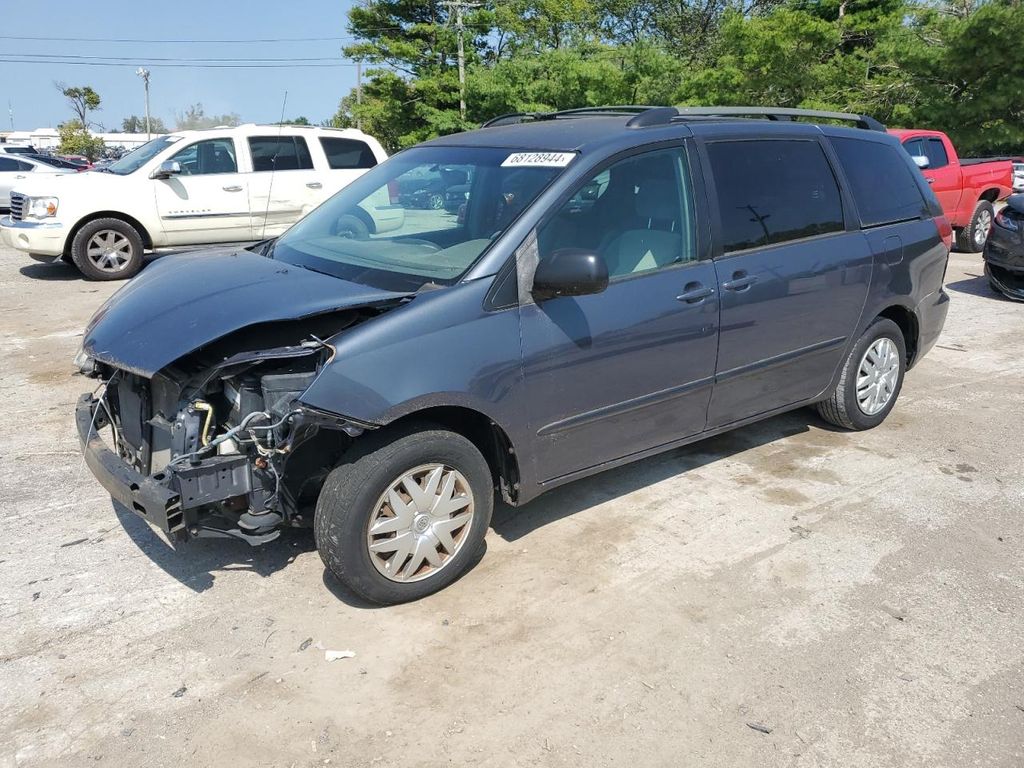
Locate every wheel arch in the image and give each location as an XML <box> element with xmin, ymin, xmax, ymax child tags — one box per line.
<box><xmin>63</xmin><ymin>211</ymin><xmax>154</xmax><ymax>257</ymax></box>
<box><xmin>379</xmin><ymin>405</ymin><xmax>521</xmax><ymax>504</ymax></box>
<box><xmin>978</xmin><ymin>188</ymin><xmax>1001</xmax><ymax>204</ymax></box>
<box><xmin>877</xmin><ymin>304</ymin><xmax>920</xmax><ymax>366</ymax></box>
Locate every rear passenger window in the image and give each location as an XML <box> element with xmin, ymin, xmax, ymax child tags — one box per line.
<box><xmin>537</xmin><ymin>148</ymin><xmax>697</xmax><ymax>279</ymax></box>
<box><xmin>248</xmin><ymin>136</ymin><xmax>314</xmax><ymax>172</ymax></box>
<box><xmin>707</xmin><ymin>140</ymin><xmax>844</xmax><ymax>253</ymax></box>
<box><xmin>831</xmin><ymin>137</ymin><xmax>930</xmax><ymax>228</ymax></box>
<box><xmin>319</xmin><ymin>137</ymin><xmax>377</xmax><ymax>169</ymax></box>
<box><xmin>925</xmin><ymin>138</ymin><xmax>949</xmax><ymax>169</ymax></box>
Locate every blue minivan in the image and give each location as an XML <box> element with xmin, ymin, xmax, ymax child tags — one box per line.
<box><xmin>76</xmin><ymin>107</ymin><xmax>951</xmax><ymax>603</ymax></box>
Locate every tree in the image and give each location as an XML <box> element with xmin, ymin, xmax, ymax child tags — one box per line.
<box><xmin>278</xmin><ymin>116</ymin><xmax>311</xmax><ymax>125</ymax></box>
<box><xmin>174</xmin><ymin>103</ymin><xmax>242</xmax><ymax>130</ymax></box>
<box><xmin>57</xmin><ymin>84</ymin><xmax>101</xmax><ymax>127</ymax></box>
<box><xmin>57</xmin><ymin>120</ymin><xmax>106</xmax><ymax>160</ymax></box>
<box><xmin>121</xmin><ymin>115</ymin><xmax>169</xmax><ymax>134</ymax></box>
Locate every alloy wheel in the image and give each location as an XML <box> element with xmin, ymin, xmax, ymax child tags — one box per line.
<box><xmin>974</xmin><ymin>208</ymin><xmax>993</xmax><ymax>248</ymax></box>
<box><xmin>86</xmin><ymin>230</ymin><xmax>134</xmax><ymax>273</ymax></box>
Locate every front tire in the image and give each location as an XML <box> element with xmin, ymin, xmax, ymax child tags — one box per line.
<box><xmin>70</xmin><ymin>218</ymin><xmax>145</xmax><ymax>280</ymax></box>
<box><xmin>955</xmin><ymin>200</ymin><xmax>994</xmax><ymax>253</ymax></box>
<box><xmin>816</xmin><ymin>317</ymin><xmax>906</xmax><ymax>431</ymax></box>
<box><xmin>315</xmin><ymin>424</ymin><xmax>493</xmax><ymax>605</ymax></box>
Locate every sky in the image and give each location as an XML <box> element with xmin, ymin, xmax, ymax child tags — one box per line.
<box><xmin>1</xmin><ymin>0</ymin><xmax>361</xmax><ymax>131</ymax></box>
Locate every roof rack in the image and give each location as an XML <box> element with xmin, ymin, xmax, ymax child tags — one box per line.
<box><xmin>481</xmin><ymin>105</ymin><xmax>656</xmax><ymax>128</ymax></box>
<box><xmin>670</xmin><ymin>106</ymin><xmax>886</xmax><ymax>132</ymax></box>
<box><xmin>481</xmin><ymin>105</ymin><xmax>886</xmax><ymax>132</ymax></box>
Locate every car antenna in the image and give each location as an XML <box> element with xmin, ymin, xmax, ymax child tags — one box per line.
<box><xmin>261</xmin><ymin>90</ymin><xmax>288</xmax><ymax>241</ymax></box>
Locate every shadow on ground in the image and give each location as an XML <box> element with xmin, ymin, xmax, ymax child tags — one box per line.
<box><xmin>945</xmin><ymin>273</ymin><xmax>1005</xmax><ymax>300</ymax></box>
<box><xmin>113</xmin><ymin>501</ymin><xmax>316</xmax><ymax>593</ymax></box>
<box><xmin>492</xmin><ymin>408</ymin><xmax>827</xmax><ymax>541</ymax></box>
<box><xmin>18</xmin><ymin>260</ymin><xmax>83</xmax><ymax>281</ymax></box>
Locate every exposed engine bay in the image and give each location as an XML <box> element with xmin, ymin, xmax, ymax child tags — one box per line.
<box><xmin>77</xmin><ymin>309</ymin><xmax>389</xmax><ymax>545</ymax></box>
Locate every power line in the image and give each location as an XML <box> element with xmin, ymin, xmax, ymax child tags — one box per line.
<box><xmin>0</xmin><ymin>34</ymin><xmax>354</xmax><ymax>43</ymax></box>
<box><xmin>0</xmin><ymin>58</ymin><xmax>353</xmax><ymax>69</ymax></box>
<box><xmin>11</xmin><ymin>53</ymin><xmax>348</xmax><ymax>62</ymax></box>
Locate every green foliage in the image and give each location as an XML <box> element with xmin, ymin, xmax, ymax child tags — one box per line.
<box><xmin>121</xmin><ymin>115</ymin><xmax>169</xmax><ymax>134</ymax></box>
<box><xmin>335</xmin><ymin>0</ymin><xmax>1024</xmax><ymax>155</ymax></box>
<box><xmin>174</xmin><ymin>103</ymin><xmax>242</xmax><ymax>131</ymax></box>
<box><xmin>57</xmin><ymin>120</ymin><xmax>106</xmax><ymax>160</ymax></box>
<box><xmin>57</xmin><ymin>84</ymin><xmax>101</xmax><ymax>126</ymax></box>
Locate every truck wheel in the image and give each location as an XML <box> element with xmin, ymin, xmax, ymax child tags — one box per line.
<box><xmin>955</xmin><ymin>200</ymin><xmax>994</xmax><ymax>253</ymax></box>
<box><xmin>816</xmin><ymin>317</ymin><xmax>906</xmax><ymax>431</ymax></box>
<box><xmin>70</xmin><ymin>218</ymin><xmax>145</xmax><ymax>280</ymax></box>
<box><xmin>314</xmin><ymin>424</ymin><xmax>493</xmax><ymax>605</ymax></box>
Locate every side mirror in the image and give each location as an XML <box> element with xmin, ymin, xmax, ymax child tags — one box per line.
<box><xmin>912</xmin><ymin>155</ymin><xmax>929</xmax><ymax>170</ymax></box>
<box><xmin>532</xmin><ymin>248</ymin><xmax>609</xmax><ymax>301</ymax></box>
<box><xmin>151</xmin><ymin>160</ymin><xmax>181</xmax><ymax>179</ymax></box>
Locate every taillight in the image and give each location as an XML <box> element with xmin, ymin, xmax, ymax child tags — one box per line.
<box><xmin>933</xmin><ymin>214</ymin><xmax>953</xmax><ymax>253</ymax></box>
<box><xmin>995</xmin><ymin>209</ymin><xmax>1021</xmax><ymax>232</ymax></box>
<box><xmin>387</xmin><ymin>180</ymin><xmax>399</xmax><ymax>205</ymax></box>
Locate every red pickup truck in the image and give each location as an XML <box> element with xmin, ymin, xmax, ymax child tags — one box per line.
<box><xmin>889</xmin><ymin>129</ymin><xmax>1013</xmax><ymax>252</ymax></box>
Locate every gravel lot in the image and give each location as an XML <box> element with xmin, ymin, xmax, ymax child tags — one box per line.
<box><xmin>1</xmin><ymin>243</ymin><xmax>1022</xmax><ymax>767</ymax></box>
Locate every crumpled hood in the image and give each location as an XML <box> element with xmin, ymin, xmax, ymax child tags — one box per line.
<box><xmin>83</xmin><ymin>247</ymin><xmax>410</xmax><ymax>377</ymax></box>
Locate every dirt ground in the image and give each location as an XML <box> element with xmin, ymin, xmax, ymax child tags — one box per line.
<box><xmin>1</xmin><ymin>243</ymin><xmax>1022</xmax><ymax>768</ymax></box>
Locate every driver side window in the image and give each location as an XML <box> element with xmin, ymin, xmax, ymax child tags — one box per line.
<box><xmin>169</xmin><ymin>138</ymin><xmax>237</xmax><ymax>176</ymax></box>
<box><xmin>537</xmin><ymin>148</ymin><xmax>696</xmax><ymax>280</ymax></box>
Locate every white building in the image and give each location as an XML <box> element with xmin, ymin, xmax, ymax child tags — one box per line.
<box><xmin>0</xmin><ymin>128</ymin><xmax>162</xmax><ymax>151</ymax></box>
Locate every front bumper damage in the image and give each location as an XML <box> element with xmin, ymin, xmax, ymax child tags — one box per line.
<box><xmin>77</xmin><ymin>392</ymin><xmax>280</xmax><ymax>544</ymax></box>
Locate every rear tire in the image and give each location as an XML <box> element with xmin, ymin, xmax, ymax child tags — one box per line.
<box><xmin>816</xmin><ymin>317</ymin><xmax>906</xmax><ymax>431</ymax></box>
<box><xmin>70</xmin><ymin>218</ymin><xmax>145</xmax><ymax>280</ymax></box>
<box><xmin>955</xmin><ymin>200</ymin><xmax>994</xmax><ymax>253</ymax></box>
<box><xmin>314</xmin><ymin>424</ymin><xmax>493</xmax><ymax>605</ymax></box>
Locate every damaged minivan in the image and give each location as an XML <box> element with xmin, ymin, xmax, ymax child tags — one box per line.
<box><xmin>77</xmin><ymin>106</ymin><xmax>951</xmax><ymax>604</ymax></box>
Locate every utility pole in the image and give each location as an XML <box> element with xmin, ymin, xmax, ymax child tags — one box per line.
<box><xmin>7</xmin><ymin>101</ymin><xmax>13</xmax><ymax>131</ymax></box>
<box><xmin>443</xmin><ymin>0</ymin><xmax>479</xmax><ymax>121</ymax></box>
<box><xmin>355</xmin><ymin>60</ymin><xmax>362</xmax><ymax>131</ymax></box>
<box><xmin>135</xmin><ymin>67</ymin><xmax>151</xmax><ymax>139</ymax></box>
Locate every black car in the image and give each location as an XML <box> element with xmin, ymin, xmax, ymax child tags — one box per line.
<box><xmin>984</xmin><ymin>194</ymin><xmax>1024</xmax><ymax>300</ymax></box>
<box><xmin>74</xmin><ymin>106</ymin><xmax>951</xmax><ymax>604</ymax></box>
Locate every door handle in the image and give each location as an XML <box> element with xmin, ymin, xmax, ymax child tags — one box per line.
<box><xmin>676</xmin><ymin>282</ymin><xmax>714</xmax><ymax>303</ymax></box>
<box><xmin>722</xmin><ymin>271</ymin><xmax>758</xmax><ymax>291</ymax></box>
<box><xmin>14</xmin><ymin>175</ymin><xmax>25</xmax><ymax>179</ymax></box>
<box><xmin>222</xmin><ymin>185</ymin><xmax>243</xmax><ymax>192</ymax></box>
<box><xmin>305</xmin><ymin>182</ymin><xmax>323</xmax><ymax>189</ymax></box>
<box><xmin>925</xmin><ymin>177</ymin><xmax>935</xmax><ymax>184</ymax></box>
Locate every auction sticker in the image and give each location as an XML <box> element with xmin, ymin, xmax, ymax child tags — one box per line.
<box><xmin>501</xmin><ymin>152</ymin><xmax>576</xmax><ymax>168</ymax></box>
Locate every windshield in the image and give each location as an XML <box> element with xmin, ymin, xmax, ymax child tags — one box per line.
<box><xmin>105</xmin><ymin>135</ymin><xmax>181</xmax><ymax>175</ymax></box>
<box><xmin>272</xmin><ymin>145</ymin><xmax>572</xmax><ymax>291</ymax></box>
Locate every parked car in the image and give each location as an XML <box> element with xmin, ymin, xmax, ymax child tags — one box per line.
<box><xmin>73</xmin><ymin>106</ymin><xmax>950</xmax><ymax>604</ymax></box>
<box><xmin>0</xmin><ymin>155</ymin><xmax>75</xmax><ymax>208</ymax></box>
<box><xmin>25</xmin><ymin>154</ymin><xmax>90</xmax><ymax>172</ymax></box>
<box><xmin>1012</xmin><ymin>159</ymin><xmax>1024</xmax><ymax>193</ymax></box>
<box><xmin>399</xmin><ymin>165</ymin><xmax>471</xmax><ymax>209</ymax></box>
<box><xmin>0</xmin><ymin>124</ymin><xmax>393</xmax><ymax>280</ymax></box>
<box><xmin>984</xmin><ymin>193</ymin><xmax>1024</xmax><ymax>300</ymax></box>
<box><xmin>0</xmin><ymin>145</ymin><xmax>38</xmax><ymax>155</ymax></box>
<box><xmin>892</xmin><ymin>129</ymin><xmax>1013</xmax><ymax>252</ymax></box>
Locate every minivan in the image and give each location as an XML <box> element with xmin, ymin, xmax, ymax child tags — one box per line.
<box><xmin>75</xmin><ymin>106</ymin><xmax>951</xmax><ymax>604</ymax></box>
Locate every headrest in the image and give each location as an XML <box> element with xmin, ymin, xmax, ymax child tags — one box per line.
<box><xmin>635</xmin><ymin>180</ymin><xmax>678</xmax><ymax>221</ymax></box>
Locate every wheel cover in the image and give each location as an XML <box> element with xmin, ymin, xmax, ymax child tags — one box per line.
<box><xmin>974</xmin><ymin>208</ymin><xmax>992</xmax><ymax>247</ymax></box>
<box><xmin>86</xmin><ymin>230</ymin><xmax>133</xmax><ymax>272</ymax></box>
<box><xmin>366</xmin><ymin>463</ymin><xmax>475</xmax><ymax>583</ymax></box>
<box><xmin>856</xmin><ymin>337</ymin><xmax>900</xmax><ymax>416</ymax></box>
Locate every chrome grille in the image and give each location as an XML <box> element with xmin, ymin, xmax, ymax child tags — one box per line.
<box><xmin>9</xmin><ymin>192</ymin><xmax>25</xmax><ymax>221</ymax></box>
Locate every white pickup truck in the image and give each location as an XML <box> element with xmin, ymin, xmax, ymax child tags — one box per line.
<box><xmin>0</xmin><ymin>124</ymin><xmax>398</xmax><ymax>280</ymax></box>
